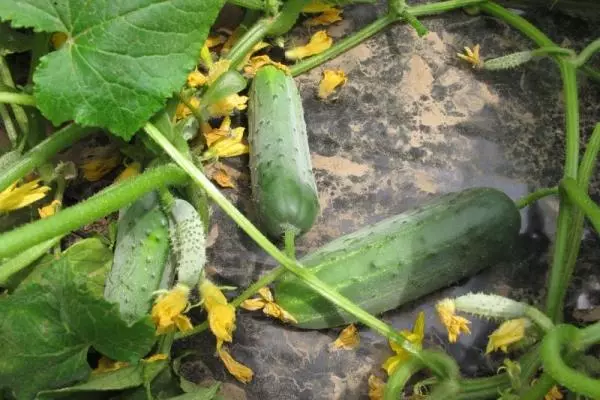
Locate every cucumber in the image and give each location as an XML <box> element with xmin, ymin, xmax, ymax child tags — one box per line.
<box><xmin>274</xmin><ymin>188</ymin><xmax>521</xmax><ymax>329</ymax></box>
<box><xmin>248</xmin><ymin>65</ymin><xmax>320</xmax><ymax>239</ymax></box>
<box><xmin>104</xmin><ymin>192</ymin><xmax>170</xmax><ymax>323</ymax></box>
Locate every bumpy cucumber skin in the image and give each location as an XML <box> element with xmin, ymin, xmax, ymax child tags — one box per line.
<box><xmin>168</xmin><ymin>199</ymin><xmax>206</xmax><ymax>288</ymax></box>
<box><xmin>274</xmin><ymin>188</ymin><xmax>521</xmax><ymax>329</ymax></box>
<box><xmin>104</xmin><ymin>192</ymin><xmax>170</xmax><ymax>323</ymax></box>
<box><xmin>248</xmin><ymin>66</ymin><xmax>319</xmax><ymax>239</ymax></box>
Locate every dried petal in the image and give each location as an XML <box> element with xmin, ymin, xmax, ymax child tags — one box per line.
<box><xmin>218</xmin><ymin>348</ymin><xmax>253</xmax><ymax>384</ymax></box>
<box><xmin>304</xmin><ymin>9</ymin><xmax>343</xmax><ymax>27</ymax></box>
<box><xmin>285</xmin><ymin>31</ymin><xmax>333</xmax><ymax>61</ymax></box>
<box><xmin>331</xmin><ymin>324</ymin><xmax>360</xmax><ymax>351</ymax></box>
<box><xmin>318</xmin><ymin>69</ymin><xmax>347</xmax><ymax>99</ymax></box>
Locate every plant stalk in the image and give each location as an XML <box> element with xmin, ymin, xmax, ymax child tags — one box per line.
<box><xmin>0</xmin><ymin>92</ymin><xmax>36</xmax><ymax>106</ymax></box>
<box><xmin>515</xmin><ymin>186</ymin><xmax>558</xmax><ymax>209</ymax></box>
<box><xmin>560</xmin><ymin>178</ymin><xmax>600</xmax><ymax>234</ymax></box>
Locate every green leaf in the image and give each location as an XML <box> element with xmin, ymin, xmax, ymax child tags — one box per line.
<box><xmin>200</xmin><ymin>70</ymin><xmax>247</xmax><ymax>111</ymax></box>
<box><xmin>0</xmin><ymin>0</ymin><xmax>226</xmax><ymax>139</ymax></box>
<box><xmin>0</xmin><ymin>256</ymin><xmax>156</xmax><ymax>399</ymax></box>
<box><xmin>0</xmin><ymin>22</ymin><xmax>32</xmax><ymax>55</ymax></box>
<box><xmin>36</xmin><ymin>360</ymin><xmax>168</xmax><ymax>399</ymax></box>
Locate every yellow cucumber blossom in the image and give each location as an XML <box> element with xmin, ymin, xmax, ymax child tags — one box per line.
<box><xmin>436</xmin><ymin>298</ymin><xmax>471</xmax><ymax>343</ymax></box>
<box><xmin>241</xmin><ymin>287</ymin><xmax>297</xmax><ymax>324</ymax></box>
<box><xmin>330</xmin><ymin>324</ymin><xmax>360</xmax><ymax>351</ymax></box>
<box><xmin>486</xmin><ymin>318</ymin><xmax>529</xmax><ymax>354</ymax></box>
<box><xmin>187</xmin><ymin>69</ymin><xmax>207</xmax><ymax>88</ymax></box>
<box><xmin>206</xmin><ymin>93</ymin><xmax>248</xmax><ymax>118</ymax></box>
<box><xmin>199</xmin><ymin>279</ymin><xmax>236</xmax><ymax>348</ymax></box>
<box><xmin>382</xmin><ymin>312</ymin><xmax>425</xmax><ymax>375</ymax></box>
<box><xmin>285</xmin><ymin>30</ymin><xmax>333</xmax><ymax>61</ymax></box>
<box><xmin>304</xmin><ymin>8</ymin><xmax>343</xmax><ymax>27</ymax></box>
<box><xmin>545</xmin><ymin>385</ymin><xmax>563</xmax><ymax>400</ymax></box>
<box><xmin>457</xmin><ymin>44</ymin><xmax>483</xmax><ymax>68</ymax></box>
<box><xmin>318</xmin><ymin>69</ymin><xmax>347</xmax><ymax>99</ymax></box>
<box><xmin>203</xmin><ymin>123</ymin><xmax>249</xmax><ymax>159</ymax></box>
<box><xmin>244</xmin><ymin>55</ymin><xmax>290</xmax><ymax>77</ymax></box>
<box><xmin>218</xmin><ymin>347</ymin><xmax>254</xmax><ymax>384</ymax></box>
<box><xmin>114</xmin><ymin>162</ymin><xmax>141</xmax><ymax>183</ymax></box>
<box><xmin>368</xmin><ymin>374</ymin><xmax>385</xmax><ymax>400</ymax></box>
<box><xmin>38</xmin><ymin>199</ymin><xmax>61</xmax><ymax>219</ymax></box>
<box><xmin>151</xmin><ymin>284</ymin><xmax>193</xmax><ymax>335</ymax></box>
<box><xmin>0</xmin><ymin>179</ymin><xmax>50</xmax><ymax>213</ymax></box>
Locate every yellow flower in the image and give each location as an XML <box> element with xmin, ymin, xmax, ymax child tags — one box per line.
<box><xmin>486</xmin><ymin>318</ymin><xmax>528</xmax><ymax>354</ymax></box>
<box><xmin>330</xmin><ymin>324</ymin><xmax>360</xmax><ymax>351</ymax></box>
<box><xmin>38</xmin><ymin>199</ymin><xmax>61</xmax><ymax>219</ymax></box>
<box><xmin>206</xmin><ymin>35</ymin><xmax>227</xmax><ymax>48</ymax></box>
<box><xmin>80</xmin><ymin>147</ymin><xmax>121</xmax><ymax>182</ymax></box>
<box><xmin>285</xmin><ymin>30</ymin><xmax>333</xmax><ymax>61</ymax></box>
<box><xmin>212</xmin><ymin>168</ymin><xmax>236</xmax><ymax>189</ymax></box>
<box><xmin>114</xmin><ymin>162</ymin><xmax>141</xmax><ymax>183</ymax></box>
<box><xmin>302</xmin><ymin>0</ymin><xmax>336</xmax><ymax>13</ymax></box>
<box><xmin>304</xmin><ymin>9</ymin><xmax>343</xmax><ymax>27</ymax></box>
<box><xmin>240</xmin><ymin>287</ymin><xmax>298</xmax><ymax>324</ymax></box>
<box><xmin>545</xmin><ymin>386</ymin><xmax>563</xmax><ymax>400</ymax></box>
<box><xmin>203</xmin><ymin>124</ymin><xmax>249</xmax><ymax>159</ymax></box>
<box><xmin>457</xmin><ymin>44</ymin><xmax>483</xmax><ymax>68</ymax></box>
<box><xmin>382</xmin><ymin>312</ymin><xmax>425</xmax><ymax>375</ymax></box>
<box><xmin>144</xmin><ymin>353</ymin><xmax>169</xmax><ymax>363</ymax></box>
<box><xmin>243</xmin><ymin>55</ymin><xmax>291</xmax><ymax>77</ymax></box>
<box><xmin>0</xmin><ymin>179</ymin><xmax>50</xmax><ymax>213</ymax></box>
<box><xmin>92</xmin><ymin>356</ymin><xmax>129</xmax><ymax>374</ymax></box>
<box><xmin>203</xmin><ymin>116</ymin><xmax>231</xmax><ymax>147</ymax></box>
<box><xmin>175</xmin><ymin>97</ymin><xmax>200</xmax><ymax>120</ymax></box>
<box><xmin>51</xmin><ymin>32</ymin><xmax>68</xmax><ymax>49</ymax></box>
<box><xmin>206</xmin><ymin>93</ymin><xmax>248</xmax><ymax>118</ymax></box>
<box><xmin>151</xmin><ymin>284</ymin><xmax>193</xmax><ymax>335</ymax></box>
<box><xmin>240</xmin><ymin>41</ymin><xmax>270</xmax><ymax>70</ymax></box>
<box><xmin>368</xmin><ymin>374</ymin><xmax>385</xmax><ymax>400</ymax></box>
<box><xmin>207</xmin><ymin>59</ymin><xmax>232</xmax><ymax>85</ymax></box>
<box><xmin>318</xmin><ymin>69</ymin><xmax>347</xmax><ymax>99</ymax></box>
<box><xmin>218</xmin><ymin>348</ymin><xmax>254</xmax><ymax>384</ymax></box>
<box><xmin>187</xmin><ymin>69</ymin><xmax>207</xmax><ymax>88</ymax></box>
<box><xmin>199</xmin><ymin>279</ymin><xmax>237</xmax><ymax>349</ymax></box>
<box><xmin>436</xmin><ymin>299</ymin><xmax>471</xmax><ymax>343</ymax></box>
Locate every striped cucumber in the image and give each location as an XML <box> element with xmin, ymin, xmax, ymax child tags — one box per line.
<box><xmin>248</xmin><ymin>66</ymin><xmax>320</xmax><ymax>239</ymax></box>
<box><xmin>274</xmin><ymin>188</ymin><xmax>521</xmax><ymax>329</ymax></box>
<box><xmin>104</xmin><ymin>192</ymin><xmax>170</xmax><ymax>323</ymax></box>
<box><xmin>168</xmin><ymin>198</ymin><xmax>206</xmax><ymax>287</ymax></box>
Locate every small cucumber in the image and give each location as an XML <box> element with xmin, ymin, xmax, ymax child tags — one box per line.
<box><xmin>104</xmin><ymin>192</ymin><xmax>170</xmax><ymax>323</ymax></box>
<box><xmin>274</xmin><ymin>188</ymin><xmax>521</xmax><ymax>329</ymax></box>
<box><xmin>168</xmin><ymin>198</ymin><xmax>206</xmax><ymax>287</ymax></box>
<box><xmin>248</xmin><ymin>66</ymin><xmax>320</xmax><ymax>239</ymax></box>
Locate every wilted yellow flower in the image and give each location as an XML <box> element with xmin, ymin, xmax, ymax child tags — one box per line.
<box><xmin>92</xmin><ymin>356</ymin><xmax>129</xmax><ymax>374</ymax></box>
<box><xmin>545</xmin><ymin>386</ymin><xmax>563</xmax><ymax>400</ymax></box>
<box><xmin>218</xmin><ymin>348</ymin><xmax>254</xmax><ymax>384</ymax></box>
<box><xmin>203</xmin><ymin>116</ymin><xmax>231</xmax><ymax>146</ymax></box>
<box><xmin>382</xmin><ymin>312</ymin><xmax>425</xmax><ymax>375</ymax></box>
<box><xmin>175</xmin><ymin>97</ymin><xmax>201</xmax><ymax>120</ymax></box>
<box><xmin>206</xmin><ymin>35</ymin><xmax>227</xmax><ymax>48</ymax></box>
<box><xmin>212</xmin><ymin>168</ymin><xmax>236</xmax><ymax>189</ymax></box>
<box><xmin>240</xmin><ymin>41</ymin><xmax>270</xmax><ymax>69</ymax></box>
<box><xmin>114</xmin><ymin>162</ymin><xmax>141</xmax><ymax>183</ymax></box>
<box><xmin>207</xmin><ymin>93</ymin><xmax>248</xmax><ymax>118</ymax></box>
<box><xmin>318</xmin><ymin>69</ymin><xmax>347</xmax><ymax>99</ymax></box>
<box><xmin>80</xmin><ymin>146</ymin><xmax>121</xmax><ymax>182</ymax></box>
<box><xmin>457</xmin><ymin>44</ymin><xmax>483</xmax><ymax>68</ymax></box>
<box><xmin>207</xmin><ymin>59</ymin><xmax>232</xmax><ymax>85</ymax></box>
<box><xmin>285</xmin><ymin>30</ymin><xmax>333</xmax><ymax>61</ymax></box>
<box><xmin>221</xmin><ymin>29</ymin><xmax>240</xmax><ymax>55</ymax></box>
<box><xmin>144</xmin><ymin>353</ymin><xmax>169</xmax><ymax>363</ymax></box>
<box><xmin>305</xmin><ymin>9</ymin><xmax>343</xmax><ymax>27</ymax></box>
<box><xmin>368</xmin><ymin>374</ymin><xmax>385</xmax><ymax>400</ymax></box>
<box><xmin>302</xmin><ymin>0</ymin><xmax>336</xmax><ymax>13</ymax></box>
<box><xmin>151</xmin><ymin>284</ymin><xmax>193</xmax><ymax>335</ymax></box>
<box><xmin>0</xmin><ymin>179</ymin><xmax>50</xmax><ymax>213</ymax></box>
<box><xmin>51</xmin><ymin>32</ymin><xmax>68</xmax><ymax>49</ymax></box>
<box><xmin>241</xmin><ymin>287</ymin><xmax>297</xmax><ymax>324</ymax></box>
<box><xmin>187</xmin><ymin>69</ymin><xmax>208</xmax><ymax>88</ymax></box>
<box><xmin>203</xmin><ymin>124</ymin><xmax>248</xmax><ymax>159</ymax></box>
<box><xmin>486</xmin><ymin>318</ymin><xmax>528</xmax><ymax>354</ymax></box>
<box><xmin>199</xmin><ymin>279</ymin><xmax>237</xmax><ymax>348</ymax></box>
<box><xmin>436</xmin><ymin>299</ymin><xmax>471</xmax><ymax>343</ymax></box>
<box><xmin>38</xmin><ymin>199</ymin><xmax>61</xmax><ymax>219</ymax></box>
<box><xmin>244</xmin><ymin>55</ymin><xmax>290</xmax><ymax>77</ymax></box>
<box><xmin>330</xmin><ymin>324</ymin><xmax>360</xmax><ymax>351</ymax></box>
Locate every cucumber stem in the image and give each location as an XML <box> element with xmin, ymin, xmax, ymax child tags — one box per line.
<box><xmin>571</xmin><ymin>38</ymin><xmax>600</xmax><ymax>68</ymax></box>
<box><xmin>225</xmin><ymin>18</ymin><xmax>271</xmax><ymax>70</ymax></box>
<box><xmin>0</xmin><ymin>56</ymin><xmax>28</xmax><ymax>138</ymax></box>
<box><xmin>521</xmin><ymin>372</ymin><xmax>555</xmax><ymax>400</ymax></box>
<box><xmin>515</xmin><ymin>187</ymin><xmax>558</xmax><ymax>209</ymax></box>
<box><xmin>383</xmin><ymin>357</ymin><xmax>424</xmax><ymax>400</ymax></box>
<box><xmin>578</xmin><ymin>320</ymin><xmax>600</xmax><ymax>350</ymax></box>
<box><xmin>284</xmin><ymin>230</ymin><xmax>296</xmax><ymax>259</ymax></box>
<box><xmin>290</xmin><ymin>0</ymin><xmax>486</xmax><ymax>77</ymax></box>
<box><xmin>0</xmin><ymin>236</ymin><xmax>63</xmax><ymax>284</ymax></box>
<box><xmin>0</xmin><ymin>164</ymin><xmax>188</xmax><ymax>259</ymax></box>
<box><xmin>0</xmin><ymin>103</ymin><xmax>18</xmax><ymax>148</ymax></box>
<box><xmin>0</xmin><ymin>92</ymin><xmax>36</xmax><ymax>106</ymax></box>
<box><xmin>145</xmin><ymin>122</ymin><xmax>440</xmax><ymax>370</ymax></box>
<box><xmin>559</xmin><ymin>178</ymin><xmax>600</xmax><ymax>234</ymax></box>
<box><xmin>0</xmin><ymin>123</ymin><xmax>95</xmax><ymax>193</ymax></box>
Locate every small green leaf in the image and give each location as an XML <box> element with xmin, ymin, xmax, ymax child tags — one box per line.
<box><xmin>200</xmin><ymin>71</ymin><xmax>247</xmax><ymax>111</ymax></box>
<box><xmin>0</xmin><ymin>0</ymin><xmax>226</xmax><ymax>139</ymax></box>
<box><xmin>0</xmin><ymin>256</ymin><xmax>156</xmax><ymax>399</ymax></box>
<box><xmin>36</xmin><ymin>360</ymin><xmax>168</xmax><ymax>399</ymax></box>
<box><xmin>0</xmin><ymin>22</ymin><xmax>32</xmax><ymax>56</ymax></box>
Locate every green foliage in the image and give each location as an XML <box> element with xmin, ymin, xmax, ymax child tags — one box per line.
<box><xmin>0</xmin><ymin>0</ymin><xmax>226</xmax><ymax>139</ymax></box>
<box><xmin>0</xmin><ymin>252</ymin><xmax>156</xmax><ymax>399</ymax></box>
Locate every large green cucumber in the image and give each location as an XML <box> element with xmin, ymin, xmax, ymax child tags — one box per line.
<box><xmin>274</xmin><ymin>187</ymin><xmax>521</xmax><ymax>329</ymax></box>
<box><xmin>248</xmin><ymin>66</ymin><xmax>319</xmax><ymax>239</ymax></box>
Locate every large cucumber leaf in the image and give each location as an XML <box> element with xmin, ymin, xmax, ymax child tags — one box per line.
<box><xmin>0</xmin><ymin>0</ymin><xmax>225</xmax><ymax>139</ymax></box>
<box><xmin>0</xmin><ymin>254</ymin><xmax>156</xmax><ymax>399</ymax></box>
